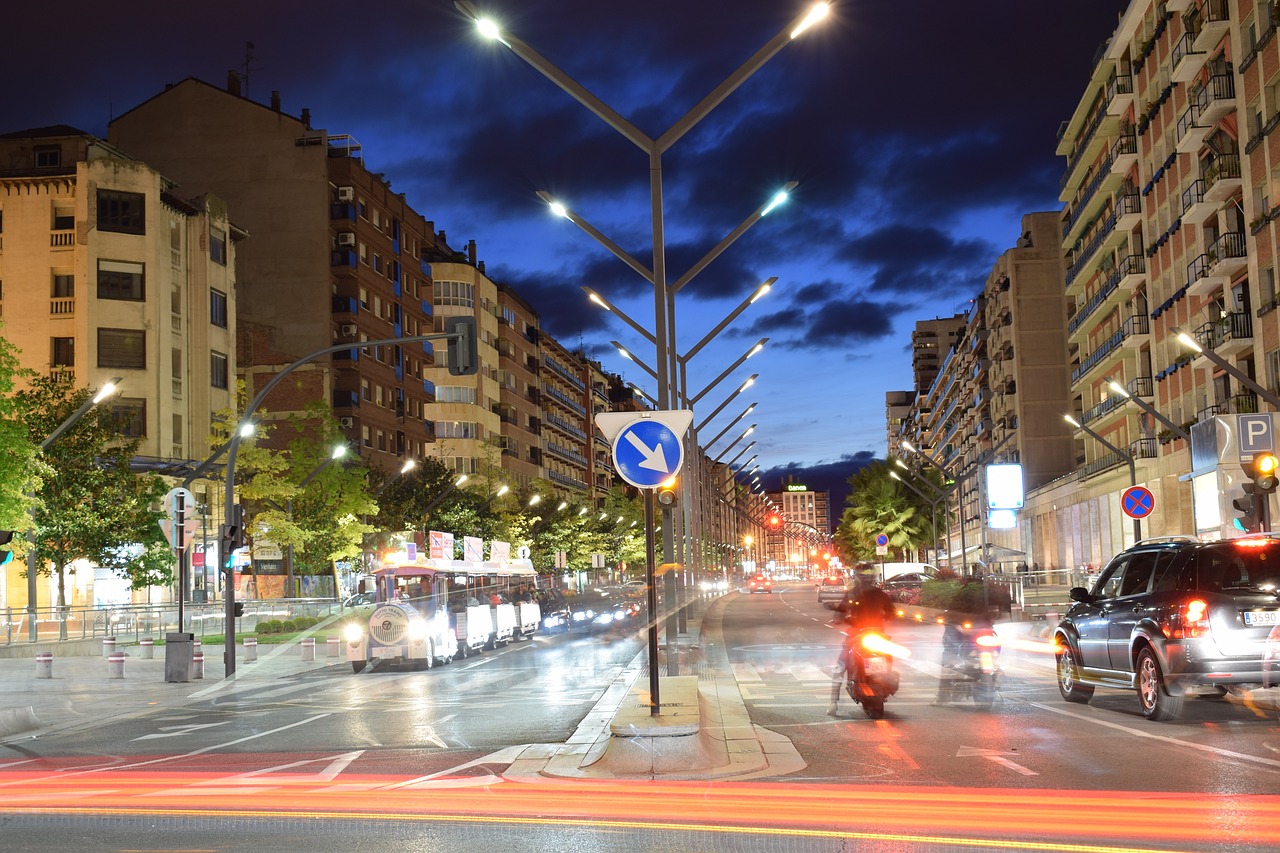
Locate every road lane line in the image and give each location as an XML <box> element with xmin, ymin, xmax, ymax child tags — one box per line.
<box><xmin>1029</xmin><ymin>701</ymin><xmax>1280</xmax><ymax>770</ymax></box>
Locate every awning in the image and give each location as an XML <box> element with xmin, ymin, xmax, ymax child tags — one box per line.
<box><xmin>946</xmin><ymin>542</ymin><xmax>1025</xmax><ymax>562</ymax></box>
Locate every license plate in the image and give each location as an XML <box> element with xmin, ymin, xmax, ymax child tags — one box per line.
<box><xmin>1243</xmin><ymin>610</ymin><xmax>1280</xmax><ymax>627</ymax></box>
<box><xmin>373</xmin><ymin>646</ymin><xmax>402</xmax><ymax>658</ymax></box>
<box><xmin>864</xmin><ymin>657</ymin><xmax>888</xmax><ymax>673</ymax></box>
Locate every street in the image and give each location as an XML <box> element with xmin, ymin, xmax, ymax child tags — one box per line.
<box><xmin>2</xmin><ymin>583</ymin><xmax>1279</xmax><ymax>852</ymax></box>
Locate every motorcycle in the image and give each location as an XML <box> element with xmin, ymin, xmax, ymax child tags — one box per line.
<box><xmin>844</xmin><ymin>629</ymin><xmax>902</xmax><ymax>719</ymax></box>
<box><xmin>936</xmin><ymin>621</ymin><xmax>1001</xmax><ymax>709</ymax></box>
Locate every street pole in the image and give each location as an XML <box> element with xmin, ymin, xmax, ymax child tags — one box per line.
<box><xmin>1065</xmin><ymin>414</ymin><xmax>1141</xmax><ymax>543</ymax></box>
<box><xmin>644</xmin><ymin>489</ymin><xmax>660</xmax><ymax>716</ymax></box>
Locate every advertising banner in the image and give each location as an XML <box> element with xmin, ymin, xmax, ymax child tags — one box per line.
<box><xmin>464</xmin><ymin>536</ymin><xmax>484</xmax><ymax>563</ymax></box>
<box><xmin>489</xmin><ymin>540</ymin><xmax>511</xmax><ymax>562</ymax></box>
<box><xmin>429</xmin><ymin>530</ymin><xmax>455</xmax><ymax>560</ymax></box>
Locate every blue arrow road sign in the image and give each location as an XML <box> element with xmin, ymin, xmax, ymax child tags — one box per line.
<box><xmin>613</xmin><ymin>418</ymin><xmax>685</xmax><ymax>489</ymax></box>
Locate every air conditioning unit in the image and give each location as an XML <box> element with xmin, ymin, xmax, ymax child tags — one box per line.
<box><xmin>340</xmin><ymin>323</ymin><xmax>357</xmax><ymax>336</ymax></box>
<box><xmin>337</xmin><ymin>186</ymin><xmax>355</xmax><ymax>202</ymax></box>
<box><xmin>337</xmin><ymin>232</ymin><xmax>356</xmax><ymax>246</ymax></box>
<box><xmin>339</xmin><ymin>417</ymin><xmax>355</xmax><ymax>428</ymax></box>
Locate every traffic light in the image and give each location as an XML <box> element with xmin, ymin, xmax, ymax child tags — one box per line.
<box><xmin>767</xmin><ymin>514</ymin><xmax>781</xmax><ymax>528</ymax></box>
<box><xmin>1252</xmin><ymin>452</ymin><xmax>1279</xmax><ymax>493</ymax></box>
<box><xmin>0</xmin><ymin>530</ymin><xmax>13</xmax><ymax>567</ymax></box>
<box><xmin>446</xmin><ymin>315</ymin><xmax>478</xmax><ymax>376</ymax></box>
<box><xmin>1234</xmin><ymin>483</ymin><xmax>1261</xmax><ymax>533</ymax></box>
<box><xmin>656</xmin><ymin>477</ymin><xmax>678</xmax><ymax>507</ymax></box>
<box><xmin>220</xmin><ymin>504</ymin><xmax>246</xmax><ymax>562</ymax></box>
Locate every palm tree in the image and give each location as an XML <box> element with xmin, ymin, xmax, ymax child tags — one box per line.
<box><xmin>835</xmin><ymin>461</ymin><xmax>928</xmax><ymax>561</ymax></box>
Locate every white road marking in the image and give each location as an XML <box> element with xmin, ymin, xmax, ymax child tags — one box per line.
<box><xmin>956</xmin><ymin>746</ymin><xmax>1038</xmax><ymax>776</ymax></box>
<box><xmin>189</xmin><ymin>750</ymin><xmax>365</xmax><ymax>786</ymax></box>
<box><xmin>133</xmin><ymin>721</ymin><xmax>232</xmax><ymax>741</ymax></box>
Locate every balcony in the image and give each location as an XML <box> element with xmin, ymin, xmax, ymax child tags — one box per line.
<box><xmin>1117</xmin><ymin>253</ymin><xmax>1146</xmax><ymax>290</ymax></box>
<box><xmin>50</xmin><ymin>298</ymin><xmax>74</xmax><ymax>317</ymax></box>
<box><xmin>1226</xmin><ymin>391</ymin><xmax>1260</xmax><ymax>414</ymax></box>
<box><xmin>1176</xmin><ymin>103</ymin><xmax>1210</xmax><ymax>154</ymax></box>
<box><xmin>1081</xmin><ymin>393</ymin><xmax>1124</xmax><ymax>425</ymax></box>
<box><xmin>1127</xmin><ymin>375</ymin><xmax>1154</xmax><ymax>399</ymax></box>
<box><xmin>1192</xmin><ymin>0</ymin><xmax>1231</xmax><ymax>54</ymax></box>
<box><xmin>1202</xmin><ymin>154</ymin><xmax>1241</xmax><ymax>203</ymax></box>
<box><xmin>1076</xmin><ymin>451</ymin><xmax>1127</xmax><ymax>481</ymax></box>
<box><xmin>1181</xmin><ymin>179</ymin><xmax>1214</xmax><ymax>225</ymax></box>
<box><xmin>1194</xmin><ymin>74</ymin><xmax>1235</xmax><ymax>130</ymax></box>
<box><xmin>50</xmin><ymin>229</ymin><xmax>74</xmax><ymax>249</ymax></box>
<box><xmin>1071</xmin><ymin>327</ymin><xmax>1125</xmax><ymax>385</ymax></box>
<box><xmin>1207</xmin><ymin>230</ymin><xmax>1248</xmax><ymax>279</ymax></box>
<box><xmin>1171</xmin><ymin>32</ymin><xmax>1208</xmax><ymax>83</ymax></box>
<box><xmin>1193</xmin><ymin>310</ymin><xmax>1253</xmax><ymax>358</ymax></box>
<box><xmin>1130</xmin><ymin>438</ymin><xmax>1159</xmax><ymax>460</ymax></box>
<box><xmin>1120</xmin><ymin>313</ymin><xmax>1150</xmax><ymax>348</ymax></box>
<box><xmin>1107</xmin><ymin>69</ymin><xmax>1134</xmax><ymax>117</ymax></box>
<box><xmin>1115</xmin><ymin>189</ymin><xmax>1142</xmax><ymax>231</ymax></box>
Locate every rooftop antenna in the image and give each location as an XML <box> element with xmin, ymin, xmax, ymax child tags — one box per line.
<box><xmin>243</xmin><ymin>42</ymin><xmax>260</xmax><ymax>100</ymax></box>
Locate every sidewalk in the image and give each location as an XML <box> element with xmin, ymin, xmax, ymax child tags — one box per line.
<box><xmin>0</xmin><ymin>637</ymin><xmax>343</xmax><ymax>739</ymax></box>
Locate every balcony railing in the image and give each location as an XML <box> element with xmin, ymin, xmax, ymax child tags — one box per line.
<box><xmin>1071</xmin><ymin>327</ymin><xmax>1125</xmax><ymax>384</ymax></box>
<box><xmin>1194</xmin><ymin>311</ymin><xmax>1253</xmax><ymax>351</ymax></box>
<box><xmin>1076</xmin><ymin>451</ymin><xmax>1126</xmax><ymax>480</ymax></box>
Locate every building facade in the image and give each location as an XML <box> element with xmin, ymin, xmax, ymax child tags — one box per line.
<box><xmin>0</xmin><ymin>127</ymin><xmax>238</xmax><ymax>607</ymax></box>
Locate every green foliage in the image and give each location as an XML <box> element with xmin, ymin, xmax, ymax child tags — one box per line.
<box><xmin>256</xmin><ymin>619</ymin><xmax>282</xmax><ymax>634</ymax></box>
<box><xmin>17</xmin><ymin>373</ymin><xmax>170</xmax><ymax>600</ymax></box>
<box><xmin>834</xmin><ymin>459</ymin><xmax>947</xmax><ymax>564</ymax></box>
<box><xmin>278</xmin><ymin>619</ymin><xmax>299</xmax><ymax>633</ymax></box>
<box><xmin>0</xmin><ymin>327</ymin><xmax>40</xmax><ymax>535</ymax></box>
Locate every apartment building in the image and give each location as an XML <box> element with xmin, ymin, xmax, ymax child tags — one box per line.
<box><xmin>108</xmin><ymin>76</ymin><xmax>441</xmax><ymax>471</ymax></box>
<box><xmin>911</xmin><ymin>315</ymin><xmax>967</xmax><ymax>392</ymax></box>
<box><xmin>0</xmin><ymin>127</ymin><xmax>238</xmax><ymax>607</ymax></box>
<box><xmin>884</xmin><ymin>390</ymin><xmax>914</xmax><ymax>458</ymax></box>
<box><xmin>493</xmin><ymin>282</ymin><xmax>543</xmax><ymax>491</ymax></box>
<box><xmin>541</xmin><ymin>334</ymin><xmax>592</xmax><ymax>496</ymax></box>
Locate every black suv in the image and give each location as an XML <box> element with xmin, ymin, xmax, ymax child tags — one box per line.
<box><xmin>1054</xmin><ymin>534</ymin><xmax>1280</xmax><ymax>721</ymax></box>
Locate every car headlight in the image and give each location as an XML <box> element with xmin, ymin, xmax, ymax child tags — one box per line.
<box><xmin>594</xmin><ymin>612</ymin><xmax>614</xmax><ymax>625</ymax></box>
<box><xmin>343</xmin><ymin>622</ymin><xmax>365</xmax><ymax>643</ymax></box>
<box><xmin>408</xmin><ymin>620</ymin><xmax>429</xmax><ymax>641</ymax></box>
<box><xmin>543</xmin><ymin>615</ymin><xmax>564</xmax><ymax>629</ymax></box>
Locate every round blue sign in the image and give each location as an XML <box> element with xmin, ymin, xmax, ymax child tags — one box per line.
<box><xmin>612</xmin><ymin>419</ymin><xmax>685</xmax><ymax>489</ymax></box>
<box><xmin>875</xmin><ymin>533</ymin><xmax>889</xmax><ymax>547</ymax></box>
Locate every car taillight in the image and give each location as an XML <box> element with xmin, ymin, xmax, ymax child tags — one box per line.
<box><xmin>1164</xmin><ymin>598</ymin><xmax>1210</xmax><ymax>639</ymax></box>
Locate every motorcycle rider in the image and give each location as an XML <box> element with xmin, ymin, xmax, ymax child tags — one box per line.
<box><xmin>935</xmin><ymin>608</ymin><xmax>996</xmax><ymax>704</ymax></box>
<box><xmin>828</xmin><ymin>575</ymin><xmax>897</xmax><ymax>716</ymax></box>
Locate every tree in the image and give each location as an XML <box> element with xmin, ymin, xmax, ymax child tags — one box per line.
<box><xmin>0</xmin><ymin>326</ymin><xmax>40</xmax><ymax>536</ymax></box>
<box><xmin>18</xmin><ymin>374</ymin><xmax>169</xmax><ymax>603</ymax></box>
<box><xmin>835</xmin><ymin>460</ymin><xmax>927</xmax><ymax>562</ymax></box>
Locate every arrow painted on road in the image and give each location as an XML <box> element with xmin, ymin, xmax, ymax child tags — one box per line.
<box><xmin>133</xmin><ymin>721</ymin><xmax>232</xmax><ymax>741</ymax></box>
<box><xmin>624</xmin><ymin>430</ymin><xmax>670</xmax><ymax>472</ymax></box>
<box><xmin>956</xmin><ymin>746</ymin><xmax>1038</xmax><ymax>776</ymax></box>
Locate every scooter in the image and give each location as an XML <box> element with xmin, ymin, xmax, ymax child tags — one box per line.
<box><xmin>844</xmin><ymin>629</ymin><xmax>902</xmax><ymax>719</ymax></box>
<box><xmin>936</xmin><ymin>622</ymin><xmax>1001</xmax><ymax>709</ymax></box>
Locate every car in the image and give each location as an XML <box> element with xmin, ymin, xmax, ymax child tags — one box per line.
<box><xmin>1053</xmin><ymin>533</ymin><xmax>1280</xmax><ymax>721</ymax></box>
<box><xmin>341</xmin><ymin>592</ymin><xmax>376</xmax><ymax>608</ymax></box>
<box><xmin>817</xmin><ymin>575</ymin><xmax>848</xmax><ymax>607</ymax></box>
<box><xmin>882</xmin><ymin>571</ymin><xmax>936</xmax><ymax>591</ymax></box>
<box><xmin>747</xmin><ymin>574</ymin><xmax>773</xmax><ymax>594</ymax></box>
<box><xmin>540</xmin><ymin>588</ymin><xmax>640</xmax><ymax>634</ymax></box>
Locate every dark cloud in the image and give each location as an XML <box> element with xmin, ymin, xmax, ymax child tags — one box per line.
<box><xmin>760</xmin><ymin>451</ymin><xmax>879</xmax><ymax>528</ymax></box>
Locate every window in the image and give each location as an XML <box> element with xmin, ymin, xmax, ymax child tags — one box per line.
<box><xmin>210</xmin><ymin>289</ymin><xmax>228</xmax><ymax>328</ymax></box>
<box><xmin>51</xmin><ymin>337</ymin><xmax>74</xmax><ymax>368</ymax></box>
<box><xmin>109</xmin><ymin>398</ymin><xmax>146</xmax><ymax>438</ymax></box>
<box><xmin>437</xmin><ymin>421</ymin><xmax>480</xmax><ymax>439</ymax></box>
<box><xmin>52</xmin><ymin>273</ymin><xmax>74</xmax><ymax>298</ymax></box>
<box><xmin>35</xmin><ymin>146</ymin><xmax>61</xmax><ymax>168</ymax></box>
<box><xmin>210</xmin><ymin>226</ymin><xmax>226</xmax><ymax>265</ymax></box>
<box><xmin>211</xmin><ymin>351</ymin><xmax>228</xmax><ymax>389</ymax></box>
<box><xmin>437</xmin><ymin>385</ymin><xmax>477</xmax><ymax>404</ymax></box>
<box><xmin>97</xmin><ymin>260</ymin><xmax>144</xmax><ymax>301</ymax></box>
<box><xmin>433</xmin><ymin>280</ymin><xmax>474</xmax><ymax>307</ymax></box>
<box><xmin>1262</xmin><ymin>266</ymin><xmax>1277</xmax><ymax>305</ymax></box>
<box><xmin>98</xmin><ymin>328</ymin><xmax>145</xmax><ymax>369</ymax></box>
<box><xmin>1267</xmin><ymin>347</ymin><xmax>1280</xmax><ymax>393</ymax></box>
<box><xmin>97</xmin><ymin>190</ymin><xmax>145</xmax><ymax>234</ymax></box>
<box><xmin>52</xmin><ymin>206</ymin><xmax>74</xmax><ymax>231</ymax></box>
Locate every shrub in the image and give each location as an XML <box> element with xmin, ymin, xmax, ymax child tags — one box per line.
<box><xmin>256</xmin><ymin>620</ymin><xmax>281</xmax><ymax>634</ymax></box>
<box><xmin>293</xmin><ymin>616</ymin><xmax>319</xmax><ymax>629</ymax></box>
<box><xmin>279</xmin><ymin>619</ymin><xmax>299</xmax><ymax>633</ymax></box>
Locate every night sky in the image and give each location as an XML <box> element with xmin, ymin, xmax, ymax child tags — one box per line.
<box><xmin>5</xmin><ymin>0</ymin><xmax>1128</xmax><ymax>513</ymax></box>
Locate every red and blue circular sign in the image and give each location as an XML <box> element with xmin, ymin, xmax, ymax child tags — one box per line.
<box><xmin>1121</xmin><ymin>486</ymin><xmax>1155</xmax><ymax>519</ymax></box>
<box><xmin>875</xmin><ymin>534</ymin><xmax>889</xmax><ymax>547</ymax></box>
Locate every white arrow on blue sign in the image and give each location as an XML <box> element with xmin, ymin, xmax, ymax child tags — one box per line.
<box><xmin>611</xmin><ymin>415</ymin><xmax>690</xmax><ymax>489</ymax></box>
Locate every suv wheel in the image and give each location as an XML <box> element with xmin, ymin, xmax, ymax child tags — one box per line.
<box><xmin>1056</xmin><ymin>642</ymin><xmax>1094</xmax><ymax>704</ymax></box>
<box><xmin>1136</xmin><ymin>647</ymin><xmax>1183</xmax><ymax>721</ymax></box>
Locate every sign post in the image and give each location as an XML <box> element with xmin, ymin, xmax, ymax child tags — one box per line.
<box><xmin>596</xmin><ymin>410</ymin><xmax>692</xmax><ymax>715</ymax></box>
<box><xmin>161</xmin><ymin>487</ymin><xmax>198</xmax><ymax>633</ymax></box>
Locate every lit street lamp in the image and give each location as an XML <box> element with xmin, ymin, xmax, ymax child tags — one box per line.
<box><xmin>1106</xmin><ymin>380</ymin><xmax>1192</xmax><ymax>443</ymax></box>
<box><xmin>1064</xmin><ymin>414</ymin><xmax>1140</xmax><ymax>542</ymax></box>
<box><xmin>27</xmin><ymin>377</ymin><xmax>122</xmax><ymax>641</ymax></box>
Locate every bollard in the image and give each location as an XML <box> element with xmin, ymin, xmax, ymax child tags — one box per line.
<box><xmin>107</xmin><ymin>651</ymin><xmax>125</xmax><ymax>680</ymax></box>
<box><xmin>192</xmin><ymin>651</ymin><xmax>205</xmax><ymax>680</ymax></box>
<box><xmin>35</xmin><ymin>651</ymin><xmax>53</xmax><ymax>679</ymax></box>
<box><xmin>140</xmin><ymin>637</ymin><xmax>155</xmax><ymax>659</ymax></box>
<box><xmin>326</xmin><ymin>637</ymin><xmax>340</xmax><ymax>658</ymax></box>
<box><xmin>103</xmin><ymin>636</ymin><xmax>116</xmax><ymax>658</ymax></box>
<box><xmin>301</xmin><ymin>637</ymin><xmax>315</xmax><ymax>662</ymax></box>
<box><xmin>244</xmin><ymin>636</ymin><xmax>258</xmax><ymax>662</ymax></box>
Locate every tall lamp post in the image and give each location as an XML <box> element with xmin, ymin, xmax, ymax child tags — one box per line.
<box><xmin>901</xmin><ymin>439</ymin><xmax>967</xmax><ymax>575</ymax></box>
<box><xmin>1064</xmin><ymin>414</ymin><xmax>1141</xmax><ymax>542</ymax></box>
<box><xmin>460</xmin><ymin>2</ymin><xmax>830</xmax><ymax>697</ymax></box>
<box><xmin>27</xmin><ymin>377</ymin><xmax>122</xmax><ymax>642</ymax></box>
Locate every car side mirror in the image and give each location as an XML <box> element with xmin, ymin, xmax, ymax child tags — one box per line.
<box><xmin>1069</xmin><ymin>586</ymin><xmax>1093</xmax><ymax>604</ymax></box>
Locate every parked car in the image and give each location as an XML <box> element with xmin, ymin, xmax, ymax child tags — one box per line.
<box><xmin>882</xmin><ymin>571</ymin><xmax>936</xmax><ymax>591</ymax></box>
<box><xmin>1054</xmin><ymin>534</ymin><xmax>1280</xmax><ymax>721</ymax></box>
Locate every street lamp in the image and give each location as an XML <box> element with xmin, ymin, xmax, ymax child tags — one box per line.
<box><xmin>373</xmin><ymin>458</ymin><xmax>417</xmax><ymax>500</ymax></box>
<box><xmin>461</xmin><ymin>0</ymin><xmax>829</xmax><ymax>705</ymax></box>
<box><xmin>1064</xmin><ymin>414</ymin><xmax>1140</xmax><ymax>542</ymax></box>
<box><xmin>27</xmin><ymin>376</ymin><xmax>122</xmax><ymax>641</ymax></box>
<box><xmin>1106</xmin><ymin>380</ymin><xmax>1192</xmax><ymax>443</ymax></box>
<box><xmin>703</xmin><ymin>403</ymin><xmax>756</xmax><ymax>451</ymax></box>
<box><xmin>1173</xmin><ymin>327</ymin><xmax>1280</xmax><ymax>409</ymax></box>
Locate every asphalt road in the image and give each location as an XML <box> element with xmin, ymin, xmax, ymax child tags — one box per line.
<box><xmin>2</xmin><ymin>583</ymin><xmax>1279</xmax><ymax>852</ymax></box>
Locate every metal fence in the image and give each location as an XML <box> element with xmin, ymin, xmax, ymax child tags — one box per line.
<box><xmin>1</xmin><ymin>599</ymin><xmax>342</xmax><ymax>646</ymax></box>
